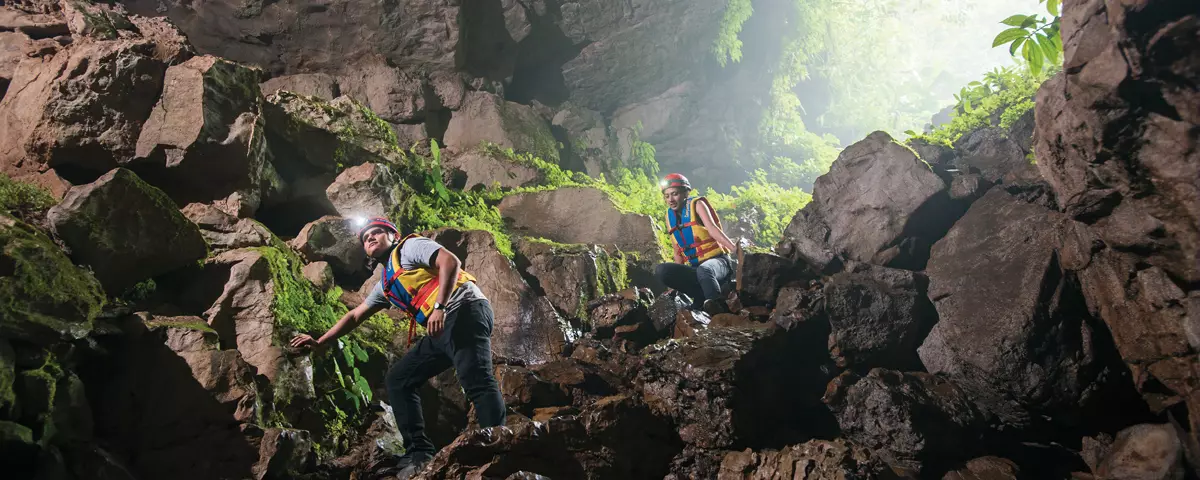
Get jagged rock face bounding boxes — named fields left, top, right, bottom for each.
left=776, top=131, right=959, bottom=271
left=951, top=127, right=1029, bottom=184
left=443, top=91, right=558, bottom=162
left=89, top=315, right=262, bottom=480
left=558, top=0, right=726, bottom=114
left=717, top=439, right=893, bottom=480
left=516, top=239, right=605, bottom=320
left=0, top=37, right=171, bottom=186
left=252, top=428, right=313, bottom=480
left=325, top=162, right=405, bottom=220
left=414, top=395, right=682, bottom=479
left=427, top=228, right=575, bottom=365
left=181, top=202, right=272, bottom=254
left=260, top=73, right=340, bottom=100
left=822, top=369, right=988, bottom=476
left=290, top=215, right=367, bottom=281
left=917, top=188, right=1121, bottom=429
left=122, top=0, right=461, bottom=76
left=0, top=215, right=105, bottom=345
left=1094, top=423, right=1186, bottom=480
left=131, top=55, right=272, bottom=213
left=264, top=92, right=405, bottom=171
left=737, top=253, right=803, bottom=306
left=47, top=168, right=207, bottom=294
left=498, top=187, right=661, bottom=260
left=824, top=263, right=936, bottom=371
left=1035, top=0, right=1199, bottom=284
left=443, top=148, right=545, bottom=191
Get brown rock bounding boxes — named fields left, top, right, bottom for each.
left=1096, top=424, right=1185, bottom=480
left=181, top=202, right=272, bottom=254
left=718, top=439, right=893, bottom=480
left=47, top=168, right=207, bottom=294
left=672, top=309, right=708, bottom=339
left=290, top=215, right=367, bottom=280
left=824, top=262, right=936, bottom=371
left=586, top=293, right=647, bottom=333
left=251, top=428, right=313, bottom=480
left=942, top=457, right=1020, bottom=480
left=737, top=253, right=803, bottom=306
left=776, top=131, right=957, bottom=271
left=516, top=239, right=611, bottom=320
left=917, top=188, right=1126, bottom=429
left=261, top=73, right=340, bottom=100
left=427, top=228, right=575, bottom=364
left=94, top=313, right=261, bottom=480
left=494, top=364, right=569, bottom=415
left=301, top=261, right=334, bottom=292
left=132, top=55, right=271, bottom=212
left=823, top=369, right=987, bottom=476
left=499, top=187, right=661, bottom=260
left=443, top=148, right=544, bottom=191
left=0, top=7, right=69, bottom=38
left=952, top=127, right=1029, bottom=183
left=443, top=91, right=558, bottom=162
left=325, top=162, right=405, bottom=219
left=0, top=38, right=169, bottom=180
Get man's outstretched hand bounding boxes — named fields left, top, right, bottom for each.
left=290, top=334, right=320, bottom=350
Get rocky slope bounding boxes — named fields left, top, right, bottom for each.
left=0, top=0, right=1197, bottom=479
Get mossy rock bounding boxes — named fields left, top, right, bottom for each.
left=265, top=91, right=407, bottom=171
left=0, top=216, right=105, bottom=346
left=0, top=339, right=14, bottom=414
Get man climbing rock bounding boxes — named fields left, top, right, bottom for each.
left=290, top=217, right=506, bottom=479
left=654, top=173, right=739, bottom=314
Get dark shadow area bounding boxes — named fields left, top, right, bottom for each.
left=460, top=0, right=519, bottom=82
left=254, top=195, right=338, bottom=240
left=76, top=316, right=260, bottom=480
left=732, top=316, right=841, bottom=449
left=886, top=191, right=972, bottom=271
left=504, top=2, right=581, bottom=106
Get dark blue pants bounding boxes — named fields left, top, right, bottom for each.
left=384, top=299, right=505, bottom=455
left=655, top=254, right=735, bottom=310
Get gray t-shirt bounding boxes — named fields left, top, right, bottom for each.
left=363, top=236, right=486, bottom=315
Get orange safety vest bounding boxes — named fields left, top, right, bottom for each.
left=381, top=234, right=477, bottom=344
left=666, top=196, right=729, bottom=267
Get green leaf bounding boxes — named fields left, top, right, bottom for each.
left=351, top=342, right=369, bottom=363
left=1047, top=0, right=1060, bottom=16
left=993, top=27, right=1030, bottom=48
left=1036, top=33, right=1059, bottom=64
left=904, top=130, right=917, bottom=137
left=356, top=376, right=373, bottom=403
left=1000, top=14, right=1030, bottom=27
left=1024, top=40, right=1044, bottom=75
left=341, top=346, right=355, bottom=368
left=1009, top=36, right=1026, bottom=55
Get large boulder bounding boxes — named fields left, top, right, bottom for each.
left=824, top=262, right=936, bottom=371
left=290, top=215, right=367, bottom=281
left=264, top=92, right=405, bottom=171
left=442, top=148, right=545, bottom=191
left=443, top=91, right=558, bottom=162
left=822, top=369, right=988, bottom=476
left=0, top=37, right=171, bottom=186
left=91, top=314, right=262, bottom=480
left=717, top=439, right=892, bottom=480
left=1094, top=423, right=1186, bottom=480
left=132, top=55, right=271, bottom=215
left=516, top=238, right=630, bottom=321
left=736, top=253, right=803, bottom=306
left=426, top=228, right=575, bottom=365
left=47, top=168, right=207, bottom=294
left=775, top=131, right=957, bottom=271
left=260, top=72, right=340, bottom=100
left=413, top=395, right=681, bottom=479
left=916, top=188, right=1122, bottom=429
left=498, top=187, right=661, bottom=260
left=0, top=215, right=105, bottom=345
left=325, top=162, right=405, bottom=219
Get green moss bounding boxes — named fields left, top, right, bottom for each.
left=596, top=249, right=630, bottom=296
left=913, top=66, right=1052, bottom=146
left=0, top=174, right=55, bottom=220
left=251, top=245, right=349, bottom=343
left=0, top=218, right=106, bottom=342
left=0, top=420, right=33, bottom=446
left=144, top=319, right=217, bottom=334
left=18, top=352, right=62, bottom=444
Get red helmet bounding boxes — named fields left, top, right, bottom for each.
left=660, top=173, right=691, bottom=192
left=357, top=217, right=398, bottom=242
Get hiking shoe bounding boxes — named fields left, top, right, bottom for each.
left=703, top=299, right=729, bottom=316
left=395, top=455, right=432, bottom=480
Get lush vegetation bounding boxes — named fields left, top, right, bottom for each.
left=991, top=0, right=1062, bottom=76
left=908, top=65, right=1055, bottom=146
left=714, top=0, right=754, bottom=67
left=706, top=171, right=812, bottom=249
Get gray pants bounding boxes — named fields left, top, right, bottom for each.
left=655, top=254, right=735, bottom=310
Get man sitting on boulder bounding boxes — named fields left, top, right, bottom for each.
left=290, top=217, right=506, bottom=478
left=654, top=173, right=739, bottom=314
